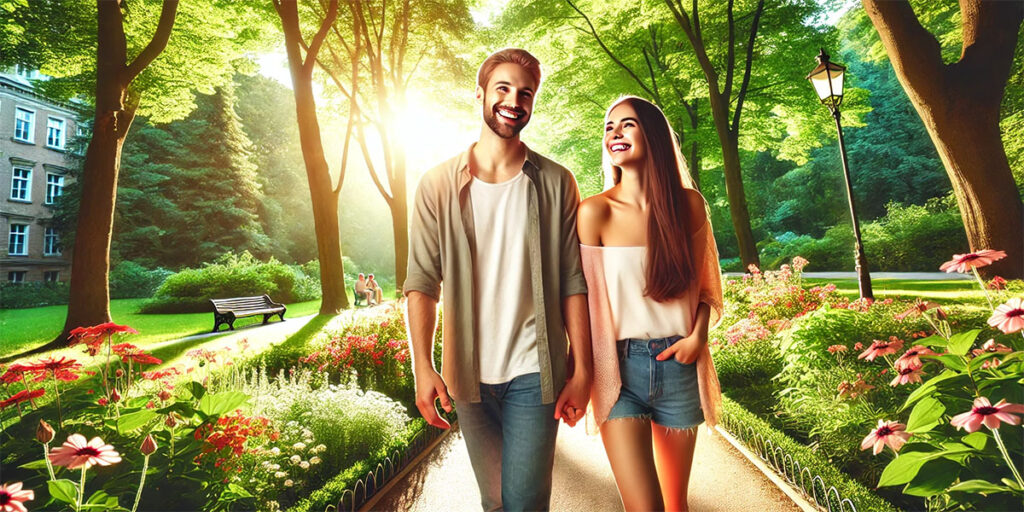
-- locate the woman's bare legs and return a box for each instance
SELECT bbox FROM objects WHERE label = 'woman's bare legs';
[600,418,664,511]
[651,424,698,512]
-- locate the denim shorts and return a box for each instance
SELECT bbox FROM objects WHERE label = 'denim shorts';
[606,335,705,430]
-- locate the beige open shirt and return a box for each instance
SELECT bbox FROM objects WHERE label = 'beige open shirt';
[403,144,588,404]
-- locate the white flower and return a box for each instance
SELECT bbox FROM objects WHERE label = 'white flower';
[293,442,307,451]
[270,447,281,456]
[310,456,321,465]
[269,463,280,471]
[299,461,310,469]
[284,479,294,487]
[274,471,286,479]
[290,454,301,465]
[267,501,280,511]
[261,460,271,468]
[315,444,326,453]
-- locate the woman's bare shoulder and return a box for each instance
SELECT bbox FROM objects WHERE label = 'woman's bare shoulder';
[578,192,612,245]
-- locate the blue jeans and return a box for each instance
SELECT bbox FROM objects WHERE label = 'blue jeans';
[455,372,559,511]
[606,336,705,430]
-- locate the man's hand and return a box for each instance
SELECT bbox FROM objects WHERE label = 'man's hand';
[656,330,706,365]
[554,372,591,427]
[415,367,453,429]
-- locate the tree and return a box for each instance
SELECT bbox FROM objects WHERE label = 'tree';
[861,0,1024,278]
[3,0,270,348]
[313,0,472,296]
[272,0,350,313]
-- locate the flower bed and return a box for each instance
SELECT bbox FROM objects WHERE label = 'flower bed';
[0,305,429,511]
[713,253,1024,511]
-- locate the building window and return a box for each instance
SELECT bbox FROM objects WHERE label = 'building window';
[47,117,65,149]
[44,227,60,255]
[44,271,60,282]
[14,108,34,143]
[10,167,32,201]
[8,224,28,256]
[45,174,64,204]
[14,65,38,80]
[8,271,27,283]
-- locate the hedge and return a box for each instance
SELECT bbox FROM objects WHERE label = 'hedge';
[720,397,898,512]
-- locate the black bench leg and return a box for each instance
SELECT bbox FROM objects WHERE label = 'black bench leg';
[262,314,271,325]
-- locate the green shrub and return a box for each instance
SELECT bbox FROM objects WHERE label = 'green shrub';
[721,397,898,512]
[713,338,784,416]
[109,260,174,299]
[0,280,69,308]
[760,201,967,271]
[141,251,318,313]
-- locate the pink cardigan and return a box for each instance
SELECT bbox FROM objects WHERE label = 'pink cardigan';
[581,189,724,432]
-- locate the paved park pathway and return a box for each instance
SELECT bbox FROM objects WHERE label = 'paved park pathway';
[373,421,805,512]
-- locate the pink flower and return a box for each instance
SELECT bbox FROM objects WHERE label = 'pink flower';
[827,345,848,354]
[972,339,1013,369]
[858,337,905,361]
[853,342,863,351]
[792,256,809,272]
[48,434,121,469]
[890,366,924,386]
[894,299,947,321]
[0,482,34,512]
[860,420,911,455]
[894,345,935,371]
[950,397,1024,433]
[940,249,1007,273]
[988,298,1024,334]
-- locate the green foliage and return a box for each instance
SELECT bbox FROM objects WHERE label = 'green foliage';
[713,338,784,416]
[759,201,967,271]
[721,397,899,512]
[0,262,171,309]
[142,252,320,313]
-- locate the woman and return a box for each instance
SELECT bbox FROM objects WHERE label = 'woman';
[577,96,723,511]
[367,273,383,304]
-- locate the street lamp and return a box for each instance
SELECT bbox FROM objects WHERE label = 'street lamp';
[806,48,873,300]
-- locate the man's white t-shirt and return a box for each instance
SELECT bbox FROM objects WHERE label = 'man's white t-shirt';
[470,171,539,384]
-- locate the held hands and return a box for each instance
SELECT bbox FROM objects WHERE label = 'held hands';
[414,367,453,429]
[655,329,708,365]
[554,371,591,428]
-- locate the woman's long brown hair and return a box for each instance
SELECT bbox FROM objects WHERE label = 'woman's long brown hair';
[603,96,702,302]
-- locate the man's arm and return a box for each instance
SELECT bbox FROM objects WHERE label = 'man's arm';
[555,293,593,426]
[404,174,450,428]
[407,291,452,429]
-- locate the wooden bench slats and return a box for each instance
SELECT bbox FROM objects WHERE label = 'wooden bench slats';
[209,294,286,332]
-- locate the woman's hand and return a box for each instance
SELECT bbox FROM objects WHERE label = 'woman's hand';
[655,329,707,365]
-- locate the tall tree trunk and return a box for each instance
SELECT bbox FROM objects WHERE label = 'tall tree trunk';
[863,0,1024,278]
[391,158,408,296]
[49,0,177,348]
[274,0,349,313]
[663,0,761,268]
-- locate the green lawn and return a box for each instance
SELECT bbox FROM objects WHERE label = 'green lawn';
[0,298,324,359]
[802,277,986,303]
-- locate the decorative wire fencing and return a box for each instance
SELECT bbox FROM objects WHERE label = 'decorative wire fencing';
[325,419,452,512]
[719,412,860,512]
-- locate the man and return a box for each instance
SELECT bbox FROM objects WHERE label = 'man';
[404,48,593,511]
[355,273,375,305]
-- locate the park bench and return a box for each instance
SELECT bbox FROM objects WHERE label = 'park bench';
[209,294,286,332]
[353,284,366,307]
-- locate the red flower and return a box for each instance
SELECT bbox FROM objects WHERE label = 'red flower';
[940,249,1007,273]
[0,389,45,409]
[27,357,82,382]
[988,276,1007,290]
[890,366,924,386]
[827,345,848,354]
[0,365,33,385]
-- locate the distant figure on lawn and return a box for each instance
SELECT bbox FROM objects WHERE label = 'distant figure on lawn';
[367,274,384,304]
[355,273,376,305]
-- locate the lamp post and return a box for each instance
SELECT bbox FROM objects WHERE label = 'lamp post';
[806,48,873,300]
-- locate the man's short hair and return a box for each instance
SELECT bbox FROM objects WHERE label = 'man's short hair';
[477,48,542,91]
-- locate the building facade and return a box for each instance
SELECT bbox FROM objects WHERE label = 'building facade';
[0,67,78,283]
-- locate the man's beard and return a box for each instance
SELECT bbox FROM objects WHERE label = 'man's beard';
[483,99,528,139]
